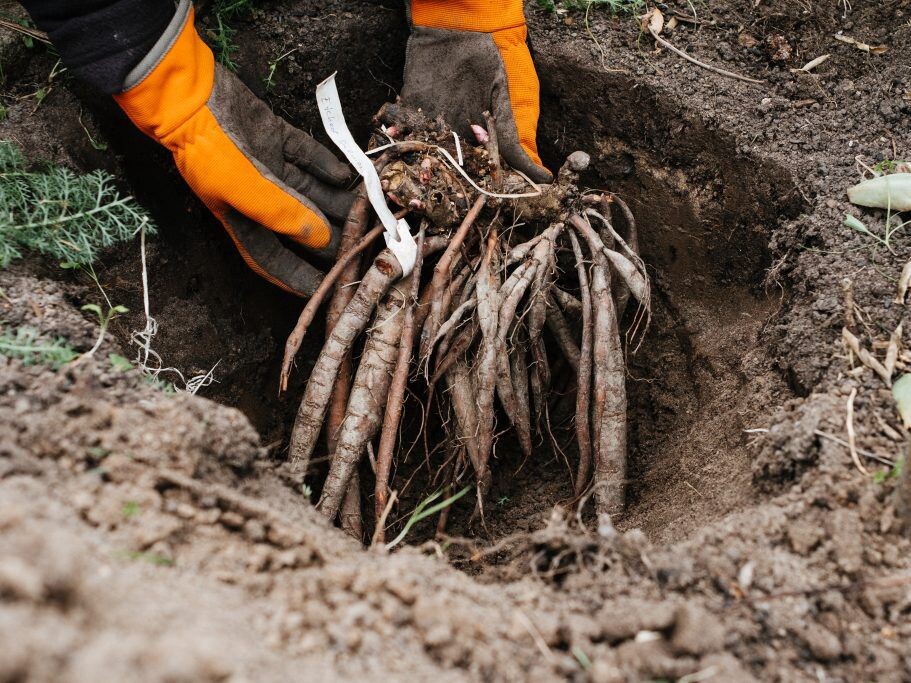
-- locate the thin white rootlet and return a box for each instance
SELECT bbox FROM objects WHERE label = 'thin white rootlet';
[130,224,219,395]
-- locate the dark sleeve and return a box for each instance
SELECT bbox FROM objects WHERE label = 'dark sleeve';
[19,0,175,94]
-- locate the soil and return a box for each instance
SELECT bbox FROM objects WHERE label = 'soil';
[2,0,911,681]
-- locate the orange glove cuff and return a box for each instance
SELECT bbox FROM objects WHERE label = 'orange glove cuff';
[113,4,213,142]
[492,24,542,166]
[411,0,525,33]
[113,3,331,252]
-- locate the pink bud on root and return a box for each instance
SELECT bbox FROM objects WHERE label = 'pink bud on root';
[471,125,490,144]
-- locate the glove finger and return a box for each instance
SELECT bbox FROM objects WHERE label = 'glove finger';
[283,162,356,222]
[489,27,553,185]
[282,120,352,186]
[221,209,324,297]
[491,95,553,185]
[206,149,335,249]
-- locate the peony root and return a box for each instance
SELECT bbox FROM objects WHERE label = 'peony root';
[373,223,427,540]
[318,279,409,520]
[283,104,651,539]
[568,230,594,497]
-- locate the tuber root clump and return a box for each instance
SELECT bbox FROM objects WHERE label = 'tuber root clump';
[282,102,651,543]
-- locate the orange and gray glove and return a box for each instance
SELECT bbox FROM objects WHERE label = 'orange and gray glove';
[113,0,354,296]
[403,0,553,184]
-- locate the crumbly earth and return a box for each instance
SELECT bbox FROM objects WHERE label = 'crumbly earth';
[1,0,910,681]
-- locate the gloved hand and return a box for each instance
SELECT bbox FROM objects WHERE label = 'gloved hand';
[113,0,354,296]
[403,0,553,184]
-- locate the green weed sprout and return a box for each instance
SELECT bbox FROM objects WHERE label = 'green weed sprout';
[81,302,128,358]
[844,213,910,255]
[385,485,471,550]
[209,0,258,71]
[263,48,296,92]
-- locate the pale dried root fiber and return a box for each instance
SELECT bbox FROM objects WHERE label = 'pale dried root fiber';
[283,104,650,540]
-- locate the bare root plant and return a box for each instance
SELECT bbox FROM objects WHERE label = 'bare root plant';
[281,102,650,543]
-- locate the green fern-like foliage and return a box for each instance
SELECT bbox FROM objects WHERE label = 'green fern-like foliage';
[0,326,78,368]
[0,140,154,267]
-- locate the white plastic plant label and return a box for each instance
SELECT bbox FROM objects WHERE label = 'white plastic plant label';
[316,72,417,276]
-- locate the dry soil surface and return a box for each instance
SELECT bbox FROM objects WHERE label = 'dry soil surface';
[1,1,910,681]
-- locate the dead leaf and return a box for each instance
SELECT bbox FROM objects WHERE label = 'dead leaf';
[896,258,911,304]
[885,324,903,379]
[834,33,888,54]
[738,32,758,49]
[799,54,830,72]
[639,8,664,36]
[843,327,893,386]
[766,34,793,62]
[666,16,678,31]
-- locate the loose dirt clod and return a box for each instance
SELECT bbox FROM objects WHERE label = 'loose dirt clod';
[283,104,650,539]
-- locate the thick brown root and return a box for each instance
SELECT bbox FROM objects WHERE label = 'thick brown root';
[288,248,405,476]
[493,237,552,457]
[472,230,502,492]
[419,196,486,361]
[544,295,581,372]
[327,186,373,540]
[570,215,627,516]
[374,225,427,540]
[285,103,647,540]
[568,230,594,497]
[445,359,483,476]
[317,279,408,520]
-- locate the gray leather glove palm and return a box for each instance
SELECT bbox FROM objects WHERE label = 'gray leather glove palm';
[402,0,553,184]
[114,0,354,296]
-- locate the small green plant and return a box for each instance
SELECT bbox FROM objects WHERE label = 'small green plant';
[86,446,110,460]
[122,500,141,519]
[872,159,910,175]
[143,374,178,395]
[208,0,258,71]
[78,108,108,152]
[209,14,239,71]
[108,353,133,372]
[213,0,257,16]
[0,140,154,267]
[263,48,296,92]
[385,486,471,550]
[116,550,174,566]
[844,213,909,255]
[0,326,77,367]
[81,302,128,358]
[60,260,130,361]
[873,458,903,485]
[571,645,592,670]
